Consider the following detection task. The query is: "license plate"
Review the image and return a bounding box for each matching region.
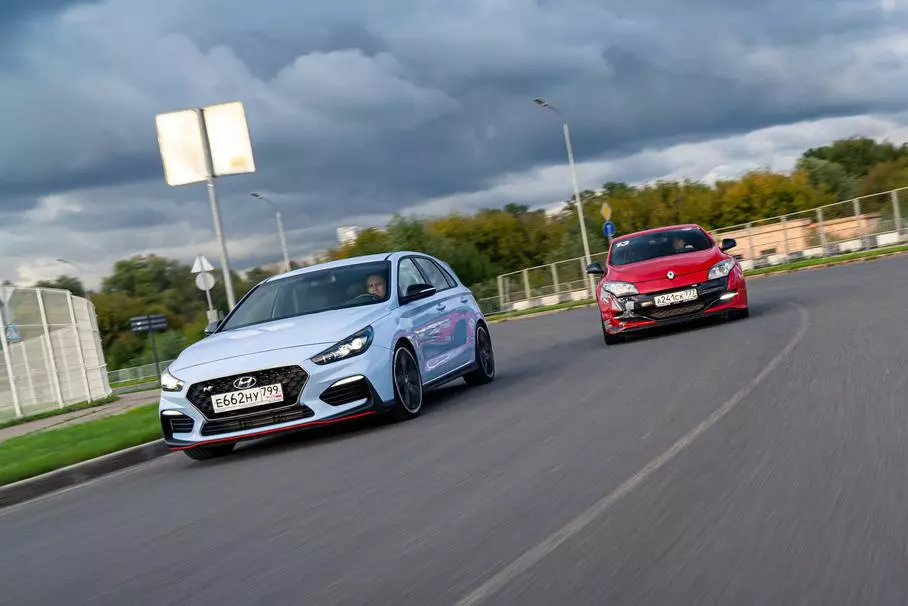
[211,383,284,413]
[654,288,698,307]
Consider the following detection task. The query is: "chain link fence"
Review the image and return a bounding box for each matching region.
[107,359,175,386]
[488,186,908,314]
[0,286,111,421]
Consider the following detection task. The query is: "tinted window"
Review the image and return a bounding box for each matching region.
[397,258,425,297]
[219,261,391,331]
[414,257,453,291]
[610,228,714,266]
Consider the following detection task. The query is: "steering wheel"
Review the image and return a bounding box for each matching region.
[349,293,379,303]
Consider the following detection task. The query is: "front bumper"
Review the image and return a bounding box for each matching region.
[601,276,746,335]
[158,344,396,450]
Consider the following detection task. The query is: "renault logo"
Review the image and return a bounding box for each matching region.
[667,271,675,280]
[233,376,257,389]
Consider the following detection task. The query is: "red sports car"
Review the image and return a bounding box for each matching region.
[586,224,749,345]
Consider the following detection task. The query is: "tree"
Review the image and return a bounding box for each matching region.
[796,157,859,201]
[33,275,86,298]
[802,136,908,179]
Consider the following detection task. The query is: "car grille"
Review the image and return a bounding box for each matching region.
[161,413,195,440]
[200,405,315,436]
[320,377,371,406]
[645,301,707,320]
[186,365,309,419]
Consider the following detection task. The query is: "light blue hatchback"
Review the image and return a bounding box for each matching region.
[158,252,496,460]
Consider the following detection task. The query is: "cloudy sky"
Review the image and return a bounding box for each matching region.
[2,0,908,288]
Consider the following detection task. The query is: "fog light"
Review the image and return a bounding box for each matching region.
[720,292,737,301]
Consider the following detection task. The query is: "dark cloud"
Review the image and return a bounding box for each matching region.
[2,0,908,284]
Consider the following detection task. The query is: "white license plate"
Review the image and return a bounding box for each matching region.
[654,288,698,307]
[211,383,284,413]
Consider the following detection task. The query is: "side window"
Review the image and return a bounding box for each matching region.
[436,261,460,288]
[397,258,425,297]
[414,258,453,291]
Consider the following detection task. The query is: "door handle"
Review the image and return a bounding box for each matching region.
[436,303,446,311]
[460,296,469,303]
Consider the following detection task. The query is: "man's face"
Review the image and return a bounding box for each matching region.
[367,275,386,298]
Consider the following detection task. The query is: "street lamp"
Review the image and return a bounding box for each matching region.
[250,193,292,273]
[54,258,88,298]
[532,98,595,293]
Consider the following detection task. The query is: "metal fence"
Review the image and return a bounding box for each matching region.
[107,359,174,386]
[0,286,111,421]
[488,186,908,314]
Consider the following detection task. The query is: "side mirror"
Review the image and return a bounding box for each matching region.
[400,283,436,305]
[586,262,605,275]
[720,238,737,252]
[203,320,220,336]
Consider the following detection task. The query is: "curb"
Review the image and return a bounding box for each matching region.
[0,440,171,510]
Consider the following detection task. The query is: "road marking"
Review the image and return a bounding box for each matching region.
[454,303,810,606]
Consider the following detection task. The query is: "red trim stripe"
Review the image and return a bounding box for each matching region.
[169,411,378,450]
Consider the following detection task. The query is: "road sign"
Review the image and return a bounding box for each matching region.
[129,314,168,334]
[129,314,168,380]
[191,255,215,274]
[600,202,612,222]
[4,325,21,343]
[603,221,616,238]
[195,272,216,291]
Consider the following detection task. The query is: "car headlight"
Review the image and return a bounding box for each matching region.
[311,326,374,365]
[601,281,638,298]
[708,259,735,281]
[160,369,184,392]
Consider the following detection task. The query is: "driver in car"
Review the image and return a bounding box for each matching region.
[366,274,387,298]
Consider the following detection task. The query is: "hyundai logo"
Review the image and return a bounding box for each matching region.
[667,271,675,280]
[233,376,257,389]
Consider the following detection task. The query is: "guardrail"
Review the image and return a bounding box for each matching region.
[108,359,174,386]
[488,186,908,314]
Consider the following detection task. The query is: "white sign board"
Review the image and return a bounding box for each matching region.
[154,110,208,186]
[154,101,256,187]
[191,255,215,274]
[203,101,256,177]
[195,272,216,292]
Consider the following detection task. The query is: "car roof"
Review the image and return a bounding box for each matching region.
[262,251,433,283]
[612,223,709,243]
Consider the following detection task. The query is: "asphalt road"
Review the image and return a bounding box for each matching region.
[3,256,908,605]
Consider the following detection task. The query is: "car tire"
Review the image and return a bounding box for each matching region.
[182,443,235,461]
[464,324,495,386]
[390,344,424,422]
[730,307,750,320]
[602,324,623,345]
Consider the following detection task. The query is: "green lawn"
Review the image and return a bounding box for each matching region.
[110,377,159,389]
[0,403,162,487]
[0,394,119,431]
[745,244,908,276]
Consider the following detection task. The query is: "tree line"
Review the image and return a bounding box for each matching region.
[26,136,908,371]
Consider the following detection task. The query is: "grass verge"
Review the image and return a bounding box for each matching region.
[488,299,595,322]
[744,244,908,277]
[485,243,908,321]
[0,403,161,487]
[111,377,159,389]
[0,394,119,431]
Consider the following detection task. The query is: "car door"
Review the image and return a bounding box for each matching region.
[412,256,476,372]
[395,257,454,384]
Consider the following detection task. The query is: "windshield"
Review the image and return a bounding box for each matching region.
[219,260,391,331]
[610,228,714,266]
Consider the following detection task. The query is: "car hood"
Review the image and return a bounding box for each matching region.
[608,248,725,284]
[170,305,391,371]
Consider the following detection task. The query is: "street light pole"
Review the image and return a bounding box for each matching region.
[54,258,89,298]
[251,193,292,273]
[533,98,595,294]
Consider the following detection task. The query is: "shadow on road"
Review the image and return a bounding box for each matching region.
[180,379,484,465]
